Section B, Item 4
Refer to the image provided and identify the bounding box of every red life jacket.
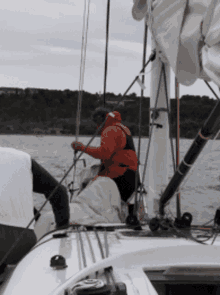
[99,122,138,179]
[84,111,138,179]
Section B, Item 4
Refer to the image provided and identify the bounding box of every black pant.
[113,169,140,202]
[32,159,70,228]
[0,224,37,265]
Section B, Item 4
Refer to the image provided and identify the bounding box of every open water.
[1,134,220,225]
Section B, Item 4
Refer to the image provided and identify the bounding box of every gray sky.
[0,0,219,99]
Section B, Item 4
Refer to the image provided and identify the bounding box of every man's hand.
[71,141,85,152]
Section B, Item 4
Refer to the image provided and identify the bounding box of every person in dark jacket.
[71,107,139,202]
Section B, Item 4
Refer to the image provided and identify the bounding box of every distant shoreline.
[0,133,209,140]
[0,133,99,137]
[0,88,216,139]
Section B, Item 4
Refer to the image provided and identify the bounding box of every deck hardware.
[53,233,68,239]
[50,255,67,270]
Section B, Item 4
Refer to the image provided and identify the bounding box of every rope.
[71,0,91,202]
[104,229,109,258]
[103,0,111,107]
[77,227,87,268]
[165,208,214,245]
[94,229,111,284]
[211,231,219,245]
[84,228,96,263]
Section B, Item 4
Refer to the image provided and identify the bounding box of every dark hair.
[91,107,111,124]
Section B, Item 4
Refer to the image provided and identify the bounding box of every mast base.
[148,213,193,232]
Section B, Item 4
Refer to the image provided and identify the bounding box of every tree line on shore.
[0,88,217,139]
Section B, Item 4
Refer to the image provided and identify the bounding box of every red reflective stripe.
[198,130,209,140]
[115,123,131,136]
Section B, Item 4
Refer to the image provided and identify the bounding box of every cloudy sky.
[0,0,219,99]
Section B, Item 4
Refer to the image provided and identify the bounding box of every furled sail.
[132,0,220,87]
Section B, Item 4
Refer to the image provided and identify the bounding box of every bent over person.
[0,147,69,272]
[71,107,139,202]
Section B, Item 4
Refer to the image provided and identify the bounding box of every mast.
[159,98,220,215]
[147,39,170,219]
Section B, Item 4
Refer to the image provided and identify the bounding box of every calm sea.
[1,134,220,225]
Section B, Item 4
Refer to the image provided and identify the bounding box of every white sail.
[132,0,220,87]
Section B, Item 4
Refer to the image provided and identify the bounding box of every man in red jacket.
[71,107,139,202]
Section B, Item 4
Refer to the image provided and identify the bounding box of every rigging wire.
[162,64,176,174]
[162,64,182,218]
[211,234,218,245]
[76,0,89,139]
[134,16,148,217]
[204,80,219,100]
[138,58,164,205]
[202,218,214,226]
[103,0,111,107]
[71,0,91,202]
[175,77,181,219]
[116,49,156,107]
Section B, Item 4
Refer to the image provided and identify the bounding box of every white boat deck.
[0,224,220,295]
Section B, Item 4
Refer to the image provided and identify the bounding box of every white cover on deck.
[0,147,34,229]
[34,176,122,239]
[132,0,220,87]
[69,176,122,225]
